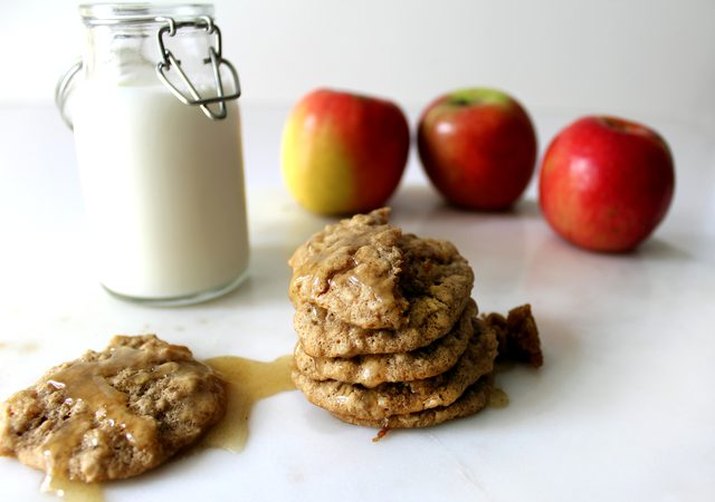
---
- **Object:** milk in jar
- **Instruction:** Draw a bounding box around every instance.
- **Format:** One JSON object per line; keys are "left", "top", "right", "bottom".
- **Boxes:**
{"left": 63, "top": 3, "right": 249, "bottom": 304}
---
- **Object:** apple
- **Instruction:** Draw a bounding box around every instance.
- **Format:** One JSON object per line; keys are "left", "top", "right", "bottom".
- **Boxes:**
{"left": 281, "top": 88, "right": 409, "bottom": 215}
{"left": 539, "top": 115, "right": 675, "bottom": 252}
{"left": 417, "top": 87, "right": 538, "bottom": 210}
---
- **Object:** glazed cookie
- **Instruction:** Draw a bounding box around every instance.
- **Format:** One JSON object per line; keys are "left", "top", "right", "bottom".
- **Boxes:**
{"left": 294, "top": 234, "right": 475, "bottom": 358}
{"left": 0, "top": 335, "right": 226, "bottom": 483}
{"left": 288, "top": 208, "right": 408, "bottom": 330}
{"left": 294, "top": 300, "right": 477, "bottom": 387}
{"left": 292, "top": 319, "right": 498, "bottom": 421}
{"left": 331, "top": 377, "right": 493, "bottom": 429}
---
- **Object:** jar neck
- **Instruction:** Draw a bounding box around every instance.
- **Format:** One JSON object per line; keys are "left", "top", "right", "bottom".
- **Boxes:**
{"left": 79, "top": 3, "right": 215, "bottom": 85}
{"left": 71, "top": 3, "right": 240, "bottom": 120}
{"left": 79, "top": 3, "right": 215, "bottom": 27}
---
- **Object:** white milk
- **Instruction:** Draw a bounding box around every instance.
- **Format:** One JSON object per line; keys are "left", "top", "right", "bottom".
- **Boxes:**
{"left": 72, "top": 81, "right": 249, "bottom": 302}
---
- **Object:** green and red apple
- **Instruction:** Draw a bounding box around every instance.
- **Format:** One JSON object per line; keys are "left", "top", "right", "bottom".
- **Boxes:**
{"left": 539, "top": 115, "right": 675, "bottom": 252}
{"left": 417, "top": 87, "right": 538, "bottom": 210}
{"left": 281, "top": 88, "right": 409, "bottom": 215}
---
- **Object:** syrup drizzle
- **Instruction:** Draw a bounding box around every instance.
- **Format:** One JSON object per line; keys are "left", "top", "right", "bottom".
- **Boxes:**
{"left": 203, "top": 355, "right": 296, "bottom": 452}
{"left": 42, "top": 475, "right": 104, "bottom": 502}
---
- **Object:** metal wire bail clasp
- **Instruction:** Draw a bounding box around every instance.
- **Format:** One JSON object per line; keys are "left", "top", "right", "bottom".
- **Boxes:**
{"left": 155, "top": 15, "right": 241, "bottom": 120}
{"left": 55, "top": 60, "right": 83, "bottom": 129}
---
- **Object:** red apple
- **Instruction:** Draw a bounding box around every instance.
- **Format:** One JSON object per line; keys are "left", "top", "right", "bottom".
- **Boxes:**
{"left": 281, "top": 88, "right": 409, "bottom": 215}
{"left": 539, "top": 115, "right": 675, "bottom": 252}
{"left": 417, "top": 87, "right": 538, "bottom": 210}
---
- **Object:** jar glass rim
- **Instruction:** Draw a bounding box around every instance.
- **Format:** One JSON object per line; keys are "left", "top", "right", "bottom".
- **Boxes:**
{"left": 78, "top": 3, "right": 214, "bottom": 26}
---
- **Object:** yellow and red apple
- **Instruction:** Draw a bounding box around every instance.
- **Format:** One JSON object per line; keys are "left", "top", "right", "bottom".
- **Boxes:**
{"left": 417, "top": 87, "right": 538, "bottom": 211}
{"left": 539, "top": 115, "right": 675, "bottom": 252}
{"left": 281, "top": 88, "right": 409, "bottom": 215}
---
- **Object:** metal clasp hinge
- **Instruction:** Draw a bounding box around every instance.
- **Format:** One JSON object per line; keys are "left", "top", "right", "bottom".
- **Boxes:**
{"left": 155, "top": 15, "right": 241, "bottom": 120}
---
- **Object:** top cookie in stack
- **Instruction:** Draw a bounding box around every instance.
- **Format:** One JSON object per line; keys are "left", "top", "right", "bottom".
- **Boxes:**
{"left": 289, "top": 208, "right": 503, "bottom": 429}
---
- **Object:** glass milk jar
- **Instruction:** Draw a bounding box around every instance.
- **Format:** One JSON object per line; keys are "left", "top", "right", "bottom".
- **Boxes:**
{"left": 59, "top": 3, "right": 249, "bottom": 305}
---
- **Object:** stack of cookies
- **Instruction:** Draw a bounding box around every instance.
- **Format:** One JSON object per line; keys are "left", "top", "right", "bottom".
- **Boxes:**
{"left": 289, "top": 208, "right": 539, "bottom": 429}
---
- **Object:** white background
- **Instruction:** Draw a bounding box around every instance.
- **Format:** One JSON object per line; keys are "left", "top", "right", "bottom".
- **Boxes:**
{"left": 2, "top": 0, "right": 715, "bottom": 132}
{"left": 1, "top": 2, "right": 715, "bottom": 501}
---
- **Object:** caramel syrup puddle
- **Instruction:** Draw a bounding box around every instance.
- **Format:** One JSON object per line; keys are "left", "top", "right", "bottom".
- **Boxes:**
{"left": 42, "top": 475, "right": 104, "bottom": 502}
{"left": 203, "top": 355, "right": 295, "bottom": 452}
{"left": 37, "top": 354, "right": 295, "bottom": 501}
{"left": 0, "top": 340, "right": 39, "bottom": 353}
{"left": 487, "top": 387, "right": 509, "bottom": 409}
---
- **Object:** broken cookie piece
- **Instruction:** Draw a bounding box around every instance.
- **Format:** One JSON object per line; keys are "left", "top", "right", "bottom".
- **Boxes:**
{"left": 484, "top": 304, "right": 544, "bottom": 368}
{"left": 0, "top": 335, "right": 226, "bottom": 483}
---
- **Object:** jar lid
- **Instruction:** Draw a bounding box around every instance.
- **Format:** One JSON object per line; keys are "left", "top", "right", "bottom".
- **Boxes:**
{"left": 78, "top": 3, "right": 214, "bottom": 26}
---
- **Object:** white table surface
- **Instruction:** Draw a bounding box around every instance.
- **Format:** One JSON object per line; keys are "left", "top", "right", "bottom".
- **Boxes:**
{"left": 0, "top": 103, "right": 713, "bottom": 501}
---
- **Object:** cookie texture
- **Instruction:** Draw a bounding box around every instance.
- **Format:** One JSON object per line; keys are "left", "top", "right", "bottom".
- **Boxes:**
{"left": 332, "top": 377, "right": 493, "bottom": 429}
{"left": 294, "top": 233, "right": 474, "bottom": 358}
{"left": 292, "top": 320, "right": 498, "bottom": 420}
{"left": 294, "top": 300, "right": 476, "bottom": 387}
{"left": 484, "top": 304, "right": 543, "bottom": 367}
{"left": 0, "top": 335, "right": 226, "bottom": 483}
{"left": 288, "top": 208, "right": 408, "bottom": 330}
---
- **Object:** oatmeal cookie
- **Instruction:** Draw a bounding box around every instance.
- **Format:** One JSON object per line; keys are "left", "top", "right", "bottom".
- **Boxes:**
{"left": 0, "top": 335, "right": 226, "bottom": 483}
{"left": 292, "top": 319, "right": 497, "bottom": 420}
{"left": 294, "top": 300, "right": 476, "bottom": 387}
{"left": 331, "top": 377, "right": 493, "bottom": 429}
{"left": 294, "top": 233, "right": 474, "bottom": 357}
{"left": 288, "top": 208, "right": 408, "bottom": 330}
